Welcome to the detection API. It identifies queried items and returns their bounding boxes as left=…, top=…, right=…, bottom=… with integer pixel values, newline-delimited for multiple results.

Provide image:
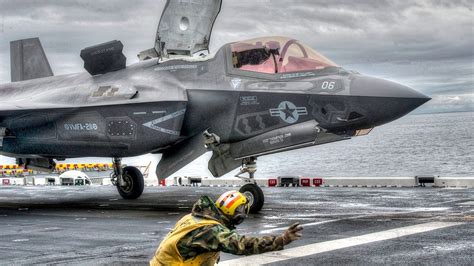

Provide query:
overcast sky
left=0, top=0, right=472, bottom=114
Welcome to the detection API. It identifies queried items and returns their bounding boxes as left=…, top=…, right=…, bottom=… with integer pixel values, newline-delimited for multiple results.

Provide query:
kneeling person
left=150, top=190, right=303, bottom=265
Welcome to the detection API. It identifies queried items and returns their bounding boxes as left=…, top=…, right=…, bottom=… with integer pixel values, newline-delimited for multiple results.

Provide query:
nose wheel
left=111, top=158, right=144, bottom=200
left=236, top=157, right=264, bottom=213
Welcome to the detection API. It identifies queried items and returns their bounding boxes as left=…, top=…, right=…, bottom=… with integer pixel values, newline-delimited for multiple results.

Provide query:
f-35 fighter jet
left=0, top=0, right=430, bottom=212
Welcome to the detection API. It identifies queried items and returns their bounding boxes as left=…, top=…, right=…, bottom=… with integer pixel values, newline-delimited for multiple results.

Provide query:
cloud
left=417, top=92, right=474, bottom=113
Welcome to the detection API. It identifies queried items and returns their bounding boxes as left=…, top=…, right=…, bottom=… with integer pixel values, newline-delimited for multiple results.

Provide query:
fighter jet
left=0, top=0, right=430, bottom=212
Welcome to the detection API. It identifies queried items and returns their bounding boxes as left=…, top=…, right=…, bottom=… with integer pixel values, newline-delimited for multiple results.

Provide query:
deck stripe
left=260, top=219, right=341, bottom=234
left=220, top=221, right=463, bottom=265
left=259, top=207, right=451, bottom=234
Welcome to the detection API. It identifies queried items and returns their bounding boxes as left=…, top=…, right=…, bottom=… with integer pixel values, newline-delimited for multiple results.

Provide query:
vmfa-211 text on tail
left=0, top=0, right=429, bottom=212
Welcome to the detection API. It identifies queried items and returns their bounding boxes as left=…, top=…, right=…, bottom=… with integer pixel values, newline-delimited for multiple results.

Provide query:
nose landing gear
left=236, top=157, right=264, bottom=213
left=111, top=158, right=144, bottom=199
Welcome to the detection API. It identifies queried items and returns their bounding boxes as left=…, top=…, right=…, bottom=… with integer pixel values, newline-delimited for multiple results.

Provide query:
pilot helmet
left=215, top=190, right=250, bottom=225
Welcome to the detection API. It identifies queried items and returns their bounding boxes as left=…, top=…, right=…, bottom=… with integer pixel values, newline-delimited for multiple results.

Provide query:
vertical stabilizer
left=10, top=38, right=54, bottom=82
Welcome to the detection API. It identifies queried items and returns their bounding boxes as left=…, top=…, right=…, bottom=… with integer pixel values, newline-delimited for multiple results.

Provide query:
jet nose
left=350, top=75, right=431, bottom=126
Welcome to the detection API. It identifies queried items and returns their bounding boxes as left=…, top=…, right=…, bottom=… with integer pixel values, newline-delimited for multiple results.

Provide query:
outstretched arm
left=178, top=223, right=303, bottom=257
left=215, top=228, right=284, bottom=255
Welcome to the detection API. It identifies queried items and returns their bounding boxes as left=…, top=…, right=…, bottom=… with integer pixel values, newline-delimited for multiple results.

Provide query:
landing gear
left=239, top=183, right=264, bottom=214
left=111, top=158, right=144, bottom=199
left=236, top=157, right=264, bottom=213
left=203, top=131, right=265, bottom=213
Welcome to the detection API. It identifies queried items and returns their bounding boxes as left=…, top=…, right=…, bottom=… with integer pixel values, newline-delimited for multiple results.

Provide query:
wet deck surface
left=0, top=186, right=472, bottom=265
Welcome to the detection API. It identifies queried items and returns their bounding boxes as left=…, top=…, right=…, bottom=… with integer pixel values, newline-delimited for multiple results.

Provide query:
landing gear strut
left=203, top=131, right=265, bottom=213
left=236, top=157, right=264, bottom=213
left=111, top=158, right=144, bottom=199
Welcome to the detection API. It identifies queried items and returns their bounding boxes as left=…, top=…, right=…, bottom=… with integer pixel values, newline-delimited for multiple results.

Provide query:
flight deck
left=0, top=186, right=472, bottom=265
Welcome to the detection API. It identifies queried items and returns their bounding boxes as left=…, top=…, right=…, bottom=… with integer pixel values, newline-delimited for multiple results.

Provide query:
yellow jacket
left=150, top=214, right=221, bottom=266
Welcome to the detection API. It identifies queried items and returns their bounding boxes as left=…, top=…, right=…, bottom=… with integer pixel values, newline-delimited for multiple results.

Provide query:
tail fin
left=10, top=37, right=53, bottom=82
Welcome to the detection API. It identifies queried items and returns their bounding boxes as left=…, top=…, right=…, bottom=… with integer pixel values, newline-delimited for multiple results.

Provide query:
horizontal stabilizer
left=156, top=133, right=208, bottom=180
left=10, top=38, right=54, bottom=82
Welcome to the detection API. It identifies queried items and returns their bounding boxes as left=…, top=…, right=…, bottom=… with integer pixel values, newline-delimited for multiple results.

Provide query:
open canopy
left=231, top=36, right=337, bottom=74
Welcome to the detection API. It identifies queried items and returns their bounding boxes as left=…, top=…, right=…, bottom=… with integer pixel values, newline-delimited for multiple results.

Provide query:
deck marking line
left=260, top=219, right=341, bottom=234
left=221, top=221, right=463, bottom=266
left=259, top=207, right=451, bottom=234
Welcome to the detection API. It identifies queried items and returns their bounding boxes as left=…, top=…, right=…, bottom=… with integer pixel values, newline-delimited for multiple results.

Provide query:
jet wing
left=156, top=132, right=208, bottom=180
left=0, top=102, right=20, bottom=115
left=0, top=100, right=75, bottom=113
left=139, top=0, right=222, bottom=60
left=0, top=102, right=36, bottom=126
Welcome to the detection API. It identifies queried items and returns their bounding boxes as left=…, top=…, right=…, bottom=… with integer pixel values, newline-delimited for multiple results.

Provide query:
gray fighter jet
left=0, top=0, right=430, bottom=212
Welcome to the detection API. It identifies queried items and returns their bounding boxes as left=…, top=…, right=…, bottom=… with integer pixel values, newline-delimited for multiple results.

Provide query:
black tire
left=239, top=183, right=264, bottom=213
left=116, top=166, right=144, bottom=199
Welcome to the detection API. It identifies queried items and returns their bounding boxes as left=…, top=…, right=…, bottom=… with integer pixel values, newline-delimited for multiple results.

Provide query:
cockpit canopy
left=231, top=36, right=338, bottom=74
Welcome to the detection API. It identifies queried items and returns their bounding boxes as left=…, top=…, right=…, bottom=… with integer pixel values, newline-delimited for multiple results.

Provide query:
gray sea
left=255, top=111, right=474, bottom=178
left=0, top=112, right=473, bottom=178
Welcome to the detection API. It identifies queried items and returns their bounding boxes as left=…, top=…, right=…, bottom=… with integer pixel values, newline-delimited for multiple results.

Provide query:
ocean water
left=0, top=112, right=473, bottom=178
left=254, top=111, right=474, bottom=177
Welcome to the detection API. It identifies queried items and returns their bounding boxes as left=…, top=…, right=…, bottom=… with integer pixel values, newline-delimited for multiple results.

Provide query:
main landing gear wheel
left=112, top=158, right=144, bottom=200
left=239, top=183, right=264, bottom=214
left=117, top=166, right=144, bottom=199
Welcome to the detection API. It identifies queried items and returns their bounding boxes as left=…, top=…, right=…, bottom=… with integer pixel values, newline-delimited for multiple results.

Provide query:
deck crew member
left=150, top=190, right=303, bottom=265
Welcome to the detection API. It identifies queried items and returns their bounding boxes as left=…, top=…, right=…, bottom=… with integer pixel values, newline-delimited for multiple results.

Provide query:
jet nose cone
left=350, top=75, right=431, bottom=126
left=351, top=75, right=430, bottom=101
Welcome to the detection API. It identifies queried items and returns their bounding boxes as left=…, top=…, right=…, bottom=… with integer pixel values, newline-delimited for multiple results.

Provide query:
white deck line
left=260, top=219, right=341, bottom=234
left=258, top=206, right=451, bottom=234
left=220, top=221, right=463, bottom=266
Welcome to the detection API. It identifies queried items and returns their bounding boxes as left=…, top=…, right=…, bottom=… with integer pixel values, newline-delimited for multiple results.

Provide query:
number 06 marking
left=321, top=81, right=335, bottom=90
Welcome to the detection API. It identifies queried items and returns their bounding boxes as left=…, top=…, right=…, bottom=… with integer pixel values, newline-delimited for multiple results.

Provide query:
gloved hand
left=281, top=222, right=303, bottom=245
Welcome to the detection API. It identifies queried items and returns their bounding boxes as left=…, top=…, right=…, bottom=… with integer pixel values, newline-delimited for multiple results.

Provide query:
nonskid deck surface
left=0, top=186, right=472, bottom=265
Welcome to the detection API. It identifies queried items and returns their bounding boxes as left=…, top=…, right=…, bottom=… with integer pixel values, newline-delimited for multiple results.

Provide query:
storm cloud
left=0, top=0, right=472, bottom=112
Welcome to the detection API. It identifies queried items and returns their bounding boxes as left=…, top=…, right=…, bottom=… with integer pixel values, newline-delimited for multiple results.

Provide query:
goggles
left=230, top=202, right=250, bottom=225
